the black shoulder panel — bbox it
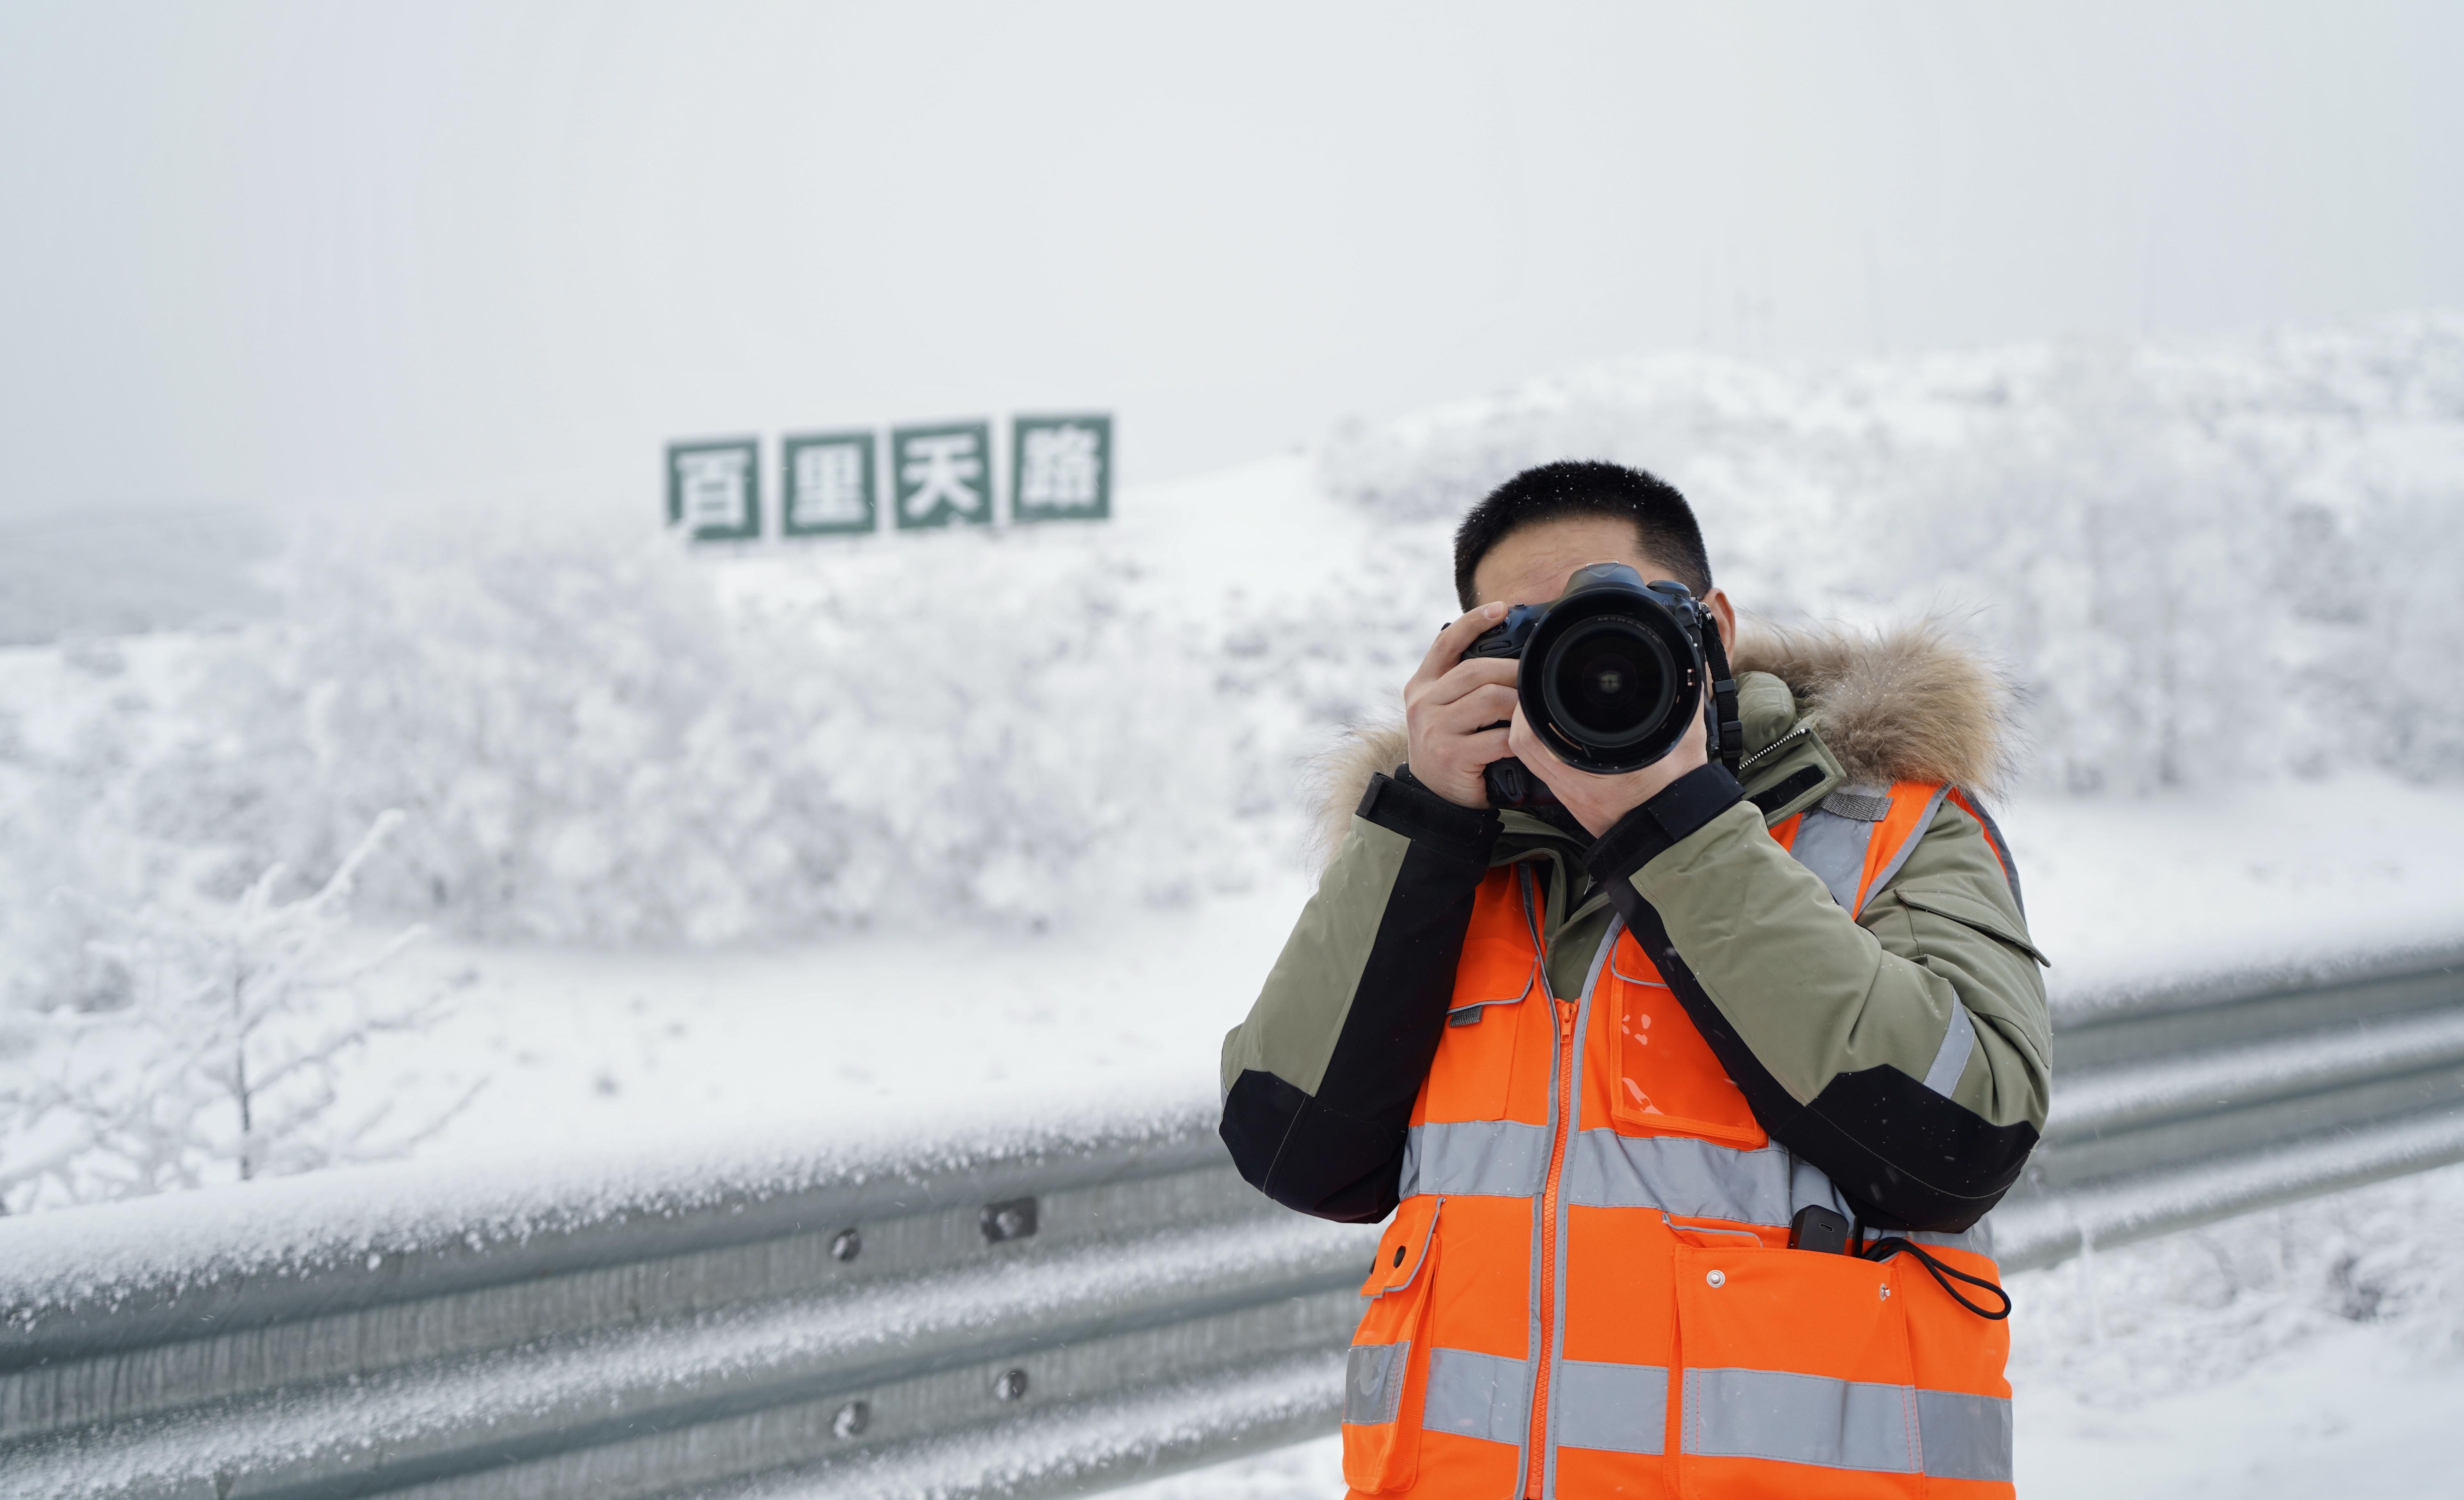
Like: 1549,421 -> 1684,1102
1220,1069 -> 1407,1224
1220,771 -> 1496,1224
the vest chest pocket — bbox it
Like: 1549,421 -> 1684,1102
1426,932 -> 1535,1122
1343,1196 -> 1443,1494
1606,935 -> 1767,1150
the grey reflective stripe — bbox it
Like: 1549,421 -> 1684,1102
1788,807 -> 1876,912
1607,948 -> 1663,987
1553,1360 -> 1669,1454
1916,1388 -> 2015,1482
1681,1369 -> 2013,1479
1555,1128 -> 1998,1255
1541,919 -> 1619,1498
1958,790 -> 2027,918
1511,866 -> 1568,1500
1422,1347 -> 1532,1445
1518,1198 -> 1545,1500
1577,915 -> 1623,1000
1922,1002 -> 1978,1096
1682,1367 -> 1918,1472
1400,1119 -> 1551,1199
1565,1130 -> 1795,1223
1863,783 -> 1954,905
1345,1341 -> 1408,1426
1517,864 -> 1553,998
1820,787 -> 1894,821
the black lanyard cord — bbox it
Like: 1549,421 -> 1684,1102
1856,1233 -> 2012,1321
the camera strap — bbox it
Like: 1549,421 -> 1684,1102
1702,626 -> 1743,777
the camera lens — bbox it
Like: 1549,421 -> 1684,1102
1572,649 -> 1639,716
1544,618 -> 1675,748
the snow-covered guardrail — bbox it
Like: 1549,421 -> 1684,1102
3,941 -> 2460,1500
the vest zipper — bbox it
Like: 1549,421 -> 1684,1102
1525,993 -> 1578,1498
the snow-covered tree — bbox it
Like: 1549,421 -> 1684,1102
0,811 -> 472,1213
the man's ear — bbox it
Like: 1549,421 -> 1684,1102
1705,587 -> 1738,653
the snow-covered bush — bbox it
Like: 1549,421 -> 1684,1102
1320,315 -> 2464,792
0,813 -> 461,1212
5,317 -> 2457,974
132,515 -> 1279,946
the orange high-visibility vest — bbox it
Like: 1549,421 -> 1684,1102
1341,779 -> 2013,1500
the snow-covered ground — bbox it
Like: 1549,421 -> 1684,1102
342,768 -> 2464,1166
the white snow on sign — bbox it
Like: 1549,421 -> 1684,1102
1018,423 -> 1103,509
789,441 -> 868,527
676,449 -> 752,533
899,432 -> 987,520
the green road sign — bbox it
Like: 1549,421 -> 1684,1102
666,438 -> 762,542
890,421 -> 994,530
1011,414 -> 1112,523
782,431 -> 877,536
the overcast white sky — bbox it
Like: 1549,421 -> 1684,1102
2,1 -> 2457,522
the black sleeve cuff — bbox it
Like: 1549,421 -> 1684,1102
1357,769 -> 1503,862
1584,762 -> 1746,883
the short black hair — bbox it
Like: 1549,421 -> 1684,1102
1453,460 -> 1712,608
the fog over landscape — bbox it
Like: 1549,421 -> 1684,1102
5,3 -> 2459,530
2,7 -> 2461,1499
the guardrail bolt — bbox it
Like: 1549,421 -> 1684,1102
980,1198 -> 1039,1244
831,1400 -> 870,1439
993,1368 -> 1030,1402
830,1228 -> 862,1263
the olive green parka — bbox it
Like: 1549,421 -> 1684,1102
1219,624 -> 2051,1231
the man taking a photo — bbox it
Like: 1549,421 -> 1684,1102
1220,460 -> 2050,1499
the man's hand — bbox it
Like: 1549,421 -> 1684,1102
1404,603 -> 1518,810
1506,692 -> 1711,838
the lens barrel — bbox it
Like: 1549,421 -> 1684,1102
1515,565 -> 1706,773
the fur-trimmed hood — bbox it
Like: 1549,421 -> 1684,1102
1308,621 -> 2019,862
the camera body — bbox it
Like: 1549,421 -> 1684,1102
1462,562 -> 1739,810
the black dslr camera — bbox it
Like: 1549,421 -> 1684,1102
1462,563 -> 1742,810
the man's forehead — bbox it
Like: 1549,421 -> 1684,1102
1472,517 -> 1661,601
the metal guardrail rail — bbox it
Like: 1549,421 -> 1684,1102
3,941 -> 2460,1500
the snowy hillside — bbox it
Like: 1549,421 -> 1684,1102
1322,313 -> 2464,792
4,317 -> 2463,1212
10,319 -> 2462,983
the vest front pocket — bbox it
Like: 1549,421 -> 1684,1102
1342,1196 -> 1444,1494
1606,936 -> 1767,1150
1671,1242 -> 1921,1499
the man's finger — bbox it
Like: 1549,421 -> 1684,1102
1455,726 -> 1513,769
1426,683 -> 1521,735
1409,602 -> 1510,689
1421,655 -> 1519,708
